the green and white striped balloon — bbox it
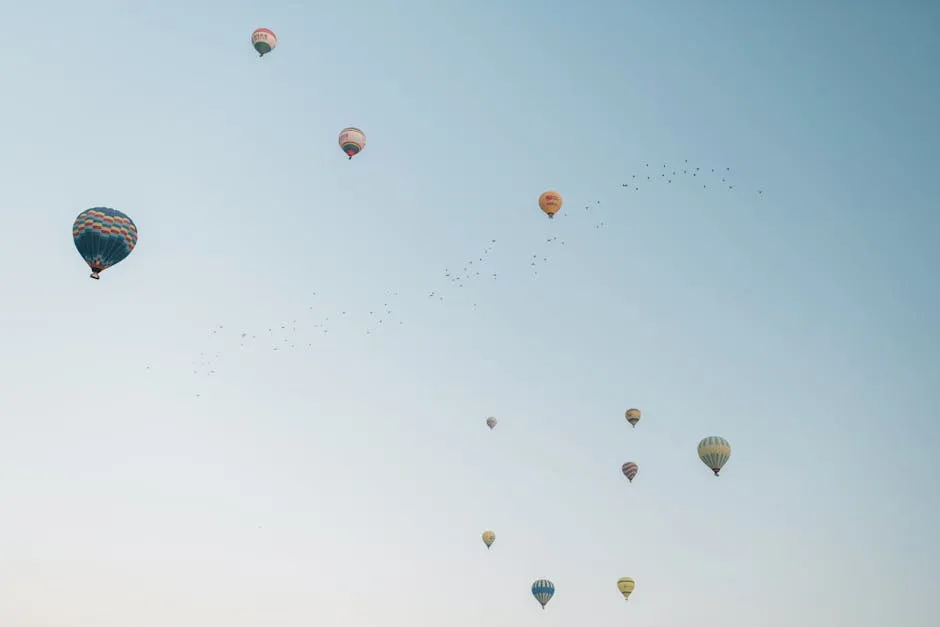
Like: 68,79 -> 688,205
698,436 -> 731,476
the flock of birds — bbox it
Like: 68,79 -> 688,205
75,26 -> 758,614
181,155 -> 761,382
622,161 -> 764,195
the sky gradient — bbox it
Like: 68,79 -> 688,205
2,1 -> 939,625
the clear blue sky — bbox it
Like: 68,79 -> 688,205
2,0 -> 938,625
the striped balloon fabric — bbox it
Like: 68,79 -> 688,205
338,127 -> 366,159
697,436 -> 731,476
622,462 -> 638,482
531,579 -> 555,609
251,28 -> 277,56
72,207 -> 138,280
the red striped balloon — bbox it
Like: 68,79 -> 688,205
621,462 -> 638,483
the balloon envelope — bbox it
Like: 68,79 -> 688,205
482,530 -> 495,548
625,408 -> 641,427
72,207 -> 138,279
486,416 -> 497,429
698,436 -> 731,476
251,28 -> 277,56
531,579 -> 555,608
538,191 -> 563,218
339,127 -> 366,158
617,577 -> 635,600
621,462 -> 638,482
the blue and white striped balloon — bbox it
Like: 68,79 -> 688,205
531,579 -> 555,609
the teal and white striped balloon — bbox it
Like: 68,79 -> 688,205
531,579 -> 555,609
697,436 -> 731,476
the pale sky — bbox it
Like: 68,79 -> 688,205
1,1 -> 938,626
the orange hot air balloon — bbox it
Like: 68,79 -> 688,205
538,191 -> 563,219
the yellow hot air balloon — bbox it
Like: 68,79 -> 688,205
617,577 -> 635,600
482,530 -> 495,549
538,190 -> 563,219
625,408 -> 641,428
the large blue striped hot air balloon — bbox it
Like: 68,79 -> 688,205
72,207 -> 138,280
697,436 -> 731,476
531,579 -> 555,609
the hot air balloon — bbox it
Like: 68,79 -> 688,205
531,579 -> 555,609
621,462 -> 638,483
697,436 -> 731,476
72,207 -> 138,280
538,191 -> 563,219
617,577 -> 635,600
482,530 -> 495,549
625,408 -> 641,427
251,28 -> 277,57
338,127 -> 366,159
486,417 -> 497,430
